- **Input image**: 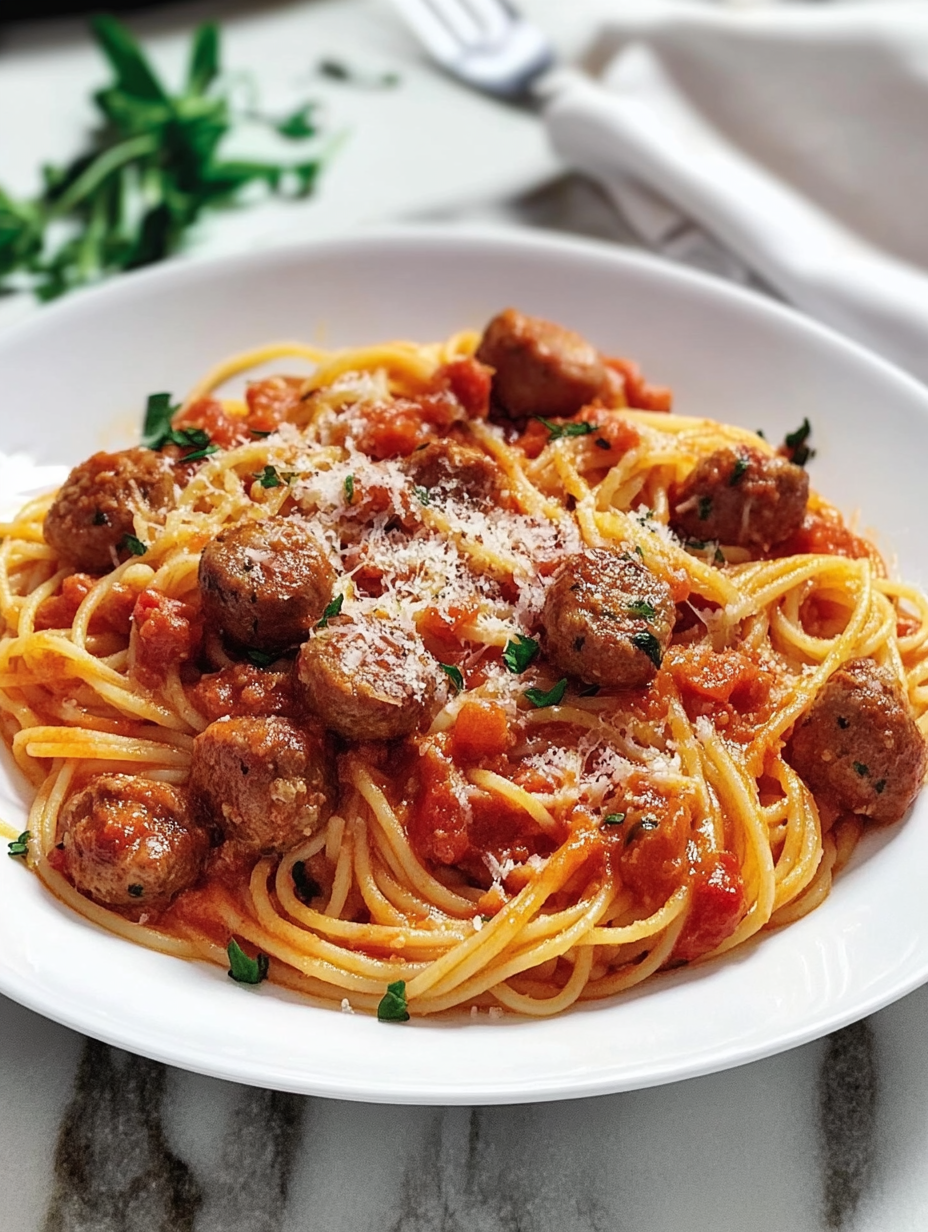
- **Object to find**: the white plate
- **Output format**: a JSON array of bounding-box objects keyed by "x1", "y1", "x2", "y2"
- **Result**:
[{"x1": 1, "y1": 229, "x2": 927, "y2": 1105}]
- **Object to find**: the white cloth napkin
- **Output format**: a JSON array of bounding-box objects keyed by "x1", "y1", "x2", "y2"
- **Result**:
[{"x1": 544, "y1": 2, "x2": 928, "y2": 383}]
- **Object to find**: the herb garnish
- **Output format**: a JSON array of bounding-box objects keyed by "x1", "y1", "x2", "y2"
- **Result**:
[
  {"x1": 853, "y1": 761, "x2": 870, "y2": 777},
  {"x1": 7, "y1": 831, "x2": 29, "y2": 858},
  {"x1": 316, "y1": 594, "x2": 344, "y2": 628},
  {"x1": 128, "y1": 884, "x2": 144, "y2": 897},
  {"x1": 631, "y1": 630, "x2": 663, "y2": 669},
  {"x1": 837, "y1": 716, "x2": 850, "y2": 729},
  {"x1": 502, "y1": 634, "x2": 539, "y2": 674},
  {"x1": 782, "y1": 419, "x2": 815, "y2": 467},
  {"x1": 344, "y1": 474, "x2": 355, "y2": 504},
  {"x1": 875, "y1": 778, "x2": 887, "y2": 794},
  {"x1": 142, "y1": 392, "x2": 179, "y2": 448},
  {"x1": 0, "y1": 17, "x2": 334, "y2": 302},
  {"x1": 627, "y1": 599, "x2": 656, "y2": 621},
  {"x1": 292, "y1": 860, "x2": 321, "y2": 904},
  {"x1": 603, "y1": 813, "x2": 626, "y2": 827},
  {"x1": 246, "y1": 649, "x2": 276, "y2": 668},
  {"x1": 377, "y1": 979, "x2": 410, "y2": 1022},
  {"x1": 536, "y1": 417, "x2": 594, "y2": 442},
  {"x1": 254, "y1": 465, "x2": 282, "y2": 489},
  {"x1": 697, "y1": 496, "x2": 713, "y2": 521},
  {"x1": 318, "y1": 58, "x2": 401, "y2": 89},
  {"x1": 121, "y1": 533, "x2": 147, "y2": 557},
  {"x1": 440, "y1": 663, "x2": 464, "y2": 693},
  {"x1": 595, "y1": 437, "x2": 611, "y2": 450},
  {"x1": 729, "y1": 454, "x2": 750, "y2": 486},
  {"x1": 525, "y1": 678, "x2": 568, "y2": 709},
  {"x1": 413, "y1": 485, "x2": 431, "y2": 506},
  {"x1": 226, "y1": 938, "x2": 269, "y2": 984}
]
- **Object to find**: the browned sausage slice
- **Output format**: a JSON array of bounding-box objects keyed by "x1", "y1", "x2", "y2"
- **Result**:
[
  {"x1": 402, "y1": 441, "x2": 509, "y2": 510},
  {"x1": 189, "y1": 715, "x2": 334, "y2": 854},
  {"x1": 58, "y1": 774, "x2": 207, "y2": 911},
  {"x1": 297, "y1": 621, "x2": 441, "y2": 740},
  {"x1": 671, "y1": 446, "x2": 808, "y2": 551},
  {"x1": 475, "y1": 309, "x2": 606, "y2": 422},
  {"x1": 542, "y1": 549, "x2": 676, "y2": 688},
  {"x1": 786, "y1": 658, "x2": 927, "y2": 825},
  {"x1": 44, "y1": 448, "x2": 175, "y2": 572},
  {"x1": 198, "y1": 517, "x2": 336, "y2": 653}
]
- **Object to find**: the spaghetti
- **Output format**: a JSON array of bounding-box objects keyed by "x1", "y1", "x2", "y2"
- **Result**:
[{"x1": 1, "y1": 309, "x2": 926, "y2": 1020}]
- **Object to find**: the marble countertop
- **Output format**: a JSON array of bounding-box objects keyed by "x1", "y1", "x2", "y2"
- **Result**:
[{"x1": 2, "y1": 2, "x2": 927, "y2": 1229}]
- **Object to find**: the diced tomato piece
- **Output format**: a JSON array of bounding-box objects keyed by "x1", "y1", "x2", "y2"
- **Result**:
[
  {"x1": 407, "y1": 743, "x2": 472, "y2": 866},
  {"x1": 416, "y1": 604, "x2": 478, "y2": 656},
  {"x1": 451, "y1": 701, "x2": 512, "y2": 762},
  {"x1": 673, "y1": 851, "x2": 745, "y2": 963},
  {"x1": 353, "y1": 394, "x2": 463, "y2": 460},
  {"x1": 605, "y1": 357, "x2": 673, "y2": 411},
  {"x1": 245, "y1": 376, "x2": 305, "y2": 433},
  {"x1": 34, "y1": 574, "x2": 94, "y2": 631},
  {"x1": 437, "y1": 358, "x2": 492, "y2": 419},
  {"x1": 173, "y1": 397, "x2": 252, "y2": 451},
  {"x1": 132, "y1": 589, "x2": 202, "y2": 686}
]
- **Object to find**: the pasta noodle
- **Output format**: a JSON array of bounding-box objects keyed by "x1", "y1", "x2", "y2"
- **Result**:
[{"x1": 1, "y1": 312, "x2": 926, "y2": 1021}]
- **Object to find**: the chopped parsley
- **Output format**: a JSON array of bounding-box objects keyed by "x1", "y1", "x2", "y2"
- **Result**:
[
  {"x1": 292, "y1": 860, "x2": 321, "y2": 904},
  {"x1": 120, "y1": 533, "x2": 147, "y2": 557},
  {"x1": 440, "y1": 663, "x2": 464, "y2": 693},
  {"x1": 875, "y1": 779, "x2": 887, "y2": 795},
  {"x1": 226, "y1": 938, "x2": 269, "y2": 985},
  {"x1": 502, "y1": 634, "x2": 539, "y2": 674},
  {"x1": 128, "y1": 883, "x2": 144, "y2": 897},
  {"x1": 603, "y1": 813, "x2": 626, "y2": 827},
  {"x1": 141, "y1": 392, "x2": 179, "y2": 448},
  {"x1": 344, "y1": 474, "x2": 355, "y2": 504},
  {"x1": 837, "y1": 716, "x2": 850, "y2": 729},
  {"x1": 595, "y1": 437, "x2": 612, "y2": 450},
  {"x1": 536, "y1": 417, "x2": 594, "y2": 442},
  {"x1": 7, "y1": 831, "x2": 29, "y2": 858},
  {"x1": 697, "y1": 495, "x2": 713, "y2": 521},
  {"x1": 93, "y1": 510, "x2": 109, "y2": 526},
  {"x1": 782, "y1": 418, "x2": 815, "y2": 467},
  {"x1": 377, "y1": 979, "x2": 410, "y2": 1022},
  {"x1": 246, "y1": 648, "x2": 276, "y2": 668},
  {"x1": 729, "y1": 454, "x2": 750, "y2": 486},
  {"x1": 626, "y1": 599, "x2": 656, "y2": 621},
  {"x1": 275, "y1": 102, "x2": 317, "y2": 140},
  {"x1": 525, "y1": 678, "x2": 568, "y2": 709},
  {"x1": 253, "y1": 464, "x2": 282, "y2": 489},
  {"x1": 413, "y1": 484, "x2": 431, "y2": 506},
  {"x1": 316, "y1": 593, "x2": 344, "y2": 628},
  {"x1": 631, "y1": 630, "x2": 663, "y2": 669},
  {"x1": 853, "y1": 761, "x2": 870, "y2": 778}
]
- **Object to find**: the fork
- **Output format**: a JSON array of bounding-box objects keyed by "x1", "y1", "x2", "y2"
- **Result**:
[{"x1": 388, "y1": 0, "x2": 556, "y2": 99}]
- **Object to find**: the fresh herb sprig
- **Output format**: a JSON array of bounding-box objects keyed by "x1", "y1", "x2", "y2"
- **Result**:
[{"x1": 0, "y1": 16, "x2": 333, "y2": 301}]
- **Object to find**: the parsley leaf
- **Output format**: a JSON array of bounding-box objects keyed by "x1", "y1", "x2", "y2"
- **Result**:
[
  {"x1": 316, "y1": 593, "x2": 344, "y2": 628},
  {"x1": 7, "y1": 831, "x2": 29, "y2": 858},
  {"x1": 226, "y1": 938, "x2": 269, "y2": 984},
  {"x1": 536, "y1": 417, "x2": 594, "y2": 442},
  {"x1": 626, "y1": 815, "x2": 660, "y2": 845},
  {"x1": 344, "y1": 474, "x2": 355, "y2": 504},
  {"x1": 440, "y1": 663, "x2": 464, "y2": 693},
  {"x1": 525, "y1": 678, "x2": 568, "y2": 709},
  {"x1": 275, "y1": 103, "x2": 317, "y2": 140},
  {"x1": 853, "y1": 761, "x2": 870, "y2": 777},
  {"x1": 377, "y1": 979, "x2": 410, "y2": 1022},
  {"x1": 142, "y1": 392, "x2": 179, "y2": 448},
  {"x1": 602, "y1": 813, "x2": 626, "y2": 827},
  {"x1": 246, "y1": 648, "x2": 276, "y2": 668},
  {"x1": 631, "y1": 630, "x2": 663, "y2": 669},
  {"x1": 502, "y1": 634, "x2": 539, "y2": 674},
  {"x1": 626, "y1": 599, "x2": 656, "y2": 621},
  {"x1": 413, "y1": 484, "x2": 431, "y2": 506},
  {"x1": 253, "y1": 465, "x2": 281, "y2": 488},
  {"x1": 292, "y1": 860, "x2": 321, "y2": 904},
  {"x1": 595, "y1": 437, "x2": 611, "y2": 451},
  {"x1": 782, "y1": 418, "x2": 815, "y2": 467},
  {"x1": 697, "y1": 496, "x2": 713, "y2": 521},
  {"x1": 729, "y1": 454, "x2": 750, "y2": 486},
  {"x1": 121, "y1": 533, "x2": 147, "y2": 556},
  {"x1": 128, "y1": 883, "x2": 144, "y2": 897}
]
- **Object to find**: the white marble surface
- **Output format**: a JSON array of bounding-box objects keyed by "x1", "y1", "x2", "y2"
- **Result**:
[{"x1": 2, "y1": 1, "x2": 927, "y2": 1229}]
